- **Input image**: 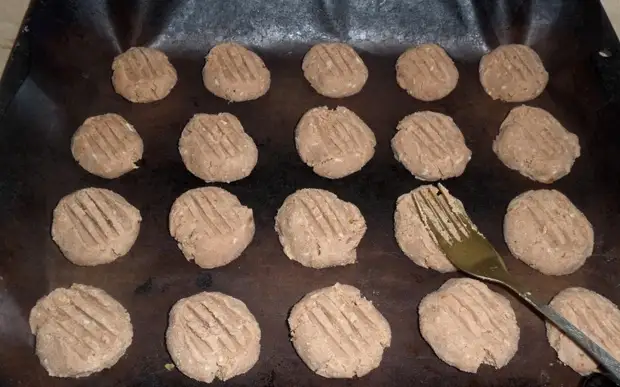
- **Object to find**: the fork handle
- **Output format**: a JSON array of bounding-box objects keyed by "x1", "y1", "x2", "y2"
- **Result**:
[{"x1": 516, "y1": 291, "x2": 620, "y2": 385}]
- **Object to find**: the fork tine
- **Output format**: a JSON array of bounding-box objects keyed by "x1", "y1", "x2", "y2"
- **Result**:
[
  {"x1": 434, "y1": 187, "x2": 470, "y2": 237},
  {"x1": 413, "y1": 191, "x2": 451, "y2": 247},
  {"x1": 415, "y1": 188, "x2": 461, "y2": 245},
  {"x1": 455, "y1": 210, "x2": 476, "y2": 232},
  {"x1": 436, "y1": 187, "x2": 478, "y2": 235},
  {"x1": 423, "y1": 187, "x2": 470, "y2": 241}
]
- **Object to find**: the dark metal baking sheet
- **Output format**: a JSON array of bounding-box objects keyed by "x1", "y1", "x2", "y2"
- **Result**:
[{"x1": 1, "y1": 0, "x2": 620, "y2": 386}]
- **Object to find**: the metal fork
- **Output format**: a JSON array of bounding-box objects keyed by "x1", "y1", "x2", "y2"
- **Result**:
[{"x1": 413, "y1": 185, "x2": 620, "y2": 385}]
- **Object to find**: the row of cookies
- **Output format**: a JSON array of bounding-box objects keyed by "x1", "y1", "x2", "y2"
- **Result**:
[
  {"x1": 51, "y1": 183, "x2": 592, "y2": 277},
  {"x1": 28, "y1": 282, "x2": 390, "y2": 381},
  {"x1": 111, "y1": 42, "x2": 548, "y2": 104},
  {"x1": 397, "y1": 185, "x2": 594, "y2": 276},
  {"x1": 72, "y1": 103, "x2": 579, "y2": 185},
  {"x1": 29, "y1": 276, "x2": 620, "y2": 380}
]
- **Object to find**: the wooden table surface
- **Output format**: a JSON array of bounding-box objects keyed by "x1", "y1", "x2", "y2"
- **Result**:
[{"x1": 0, "y1": 0, "x2": 619, "y2": 76}]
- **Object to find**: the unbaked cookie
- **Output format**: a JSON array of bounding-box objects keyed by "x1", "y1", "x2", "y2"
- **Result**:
[
  {"x1": 479, "y1": 44, "x2": 548, "y2": 102},
  {"x1": 179, "y1": 113, "x2": 258, "y2": 183},
  {"x1": 203, "y1": 43, "x2": 270, "y2": 102},
  {"x1": 51, "y1": 188, "x2": 141, "y2": 266},
  {"x1": 71, "y1": 113, "x2": 143, "y2": 179},
  {"x1": 166, "y1": 292, "x2": 261, "y2": 383},
  {"x1": 288, "y1": 283, "x2": 391, "y2": 378},
  {"x1": 493, "y1": 106, "x2": 580, "y2": 183},
  {"x1": 392, "y1": 111, "x2": 471, "y2": 181},
  {"x1": 394, "y1": 184, "x2": 473, "y2": 272},
  {"x1": 29, "y1": 284, "x2": 133, "y2": 378},
  {"x1": 295, "y1": 106, "x2": 376, "y2": 179},
  {"x1": 302, "y1": 43, "x2": 368, "y2": 98},
  {"x1": 275, "y1": 188, "x2": 366, "y2": 269},
  {"x1": 419, "y1": 278, "x2": 520, "y2": 373},
  {"x1": 169, "y1": 187, "x2": 254, "y2": 269},
  {"x1": 547, "y1": 287, "x2": 620, "y2": 375},
  {"x1": 396, "y1": 44, "x2": 459, "y2": 101},
  {"x1": 504, "y1": 189, "x2": 594, "y2": 276},
  {"x1": 112, "y1": 47, "x2": 177, "y2": 103}
]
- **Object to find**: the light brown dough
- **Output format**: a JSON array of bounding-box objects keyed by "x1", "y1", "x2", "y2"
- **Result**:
[
  {"x1": 274, "y1": 188, "x2": 366, "y2": 269},
  {"x1": 479, "y1": 44, "x2": 548, "y2": 102},
  {"x1": 169, "y1": 187, "x2": 254, "y2": 269},
  {"x1": 392, "y1": 111, "x2": 471, "y2": 181},
  {"x1": 202, "y1": 43, "x2": 270, "y2": 102},
  {"x1": 112, "y1": 47, "x2": 177, "y2": 103},
  {"x1": 295, "y1": 106, "x2": 376, "y2": 179},
  {"x1": 166, "y1": 292, "x2": 261, "y2": 383},
  {"x1": 302, "y1": 43, "x2": 368, "y2": 98},
  {"x1": 71, "y1": 113, "x2": 143, "y2": 179},
  {"x1": 51, "y1": 188, "x2": 141, "y2": 266},
  {"x1": 396, "y1": 44, "x2": 459, "y2": 101},
  {"x1": 493, "y1": 105, "x2": 580, "y2": 183},
  {"x1": 504, "y1": 189, "x2": 594, "y2": 276},
  {"x1": 288, "y1": 283, "x2": 391, "y2": 378},
  {"x1": 419, "y1": 278, "x2": 520, "y2": 373},
  {"x1": 394, "y1": 184, "x2": 473, "y2": 272},
  {"x1": 179, "y1": 113, "x2": 258, "y2": 183},
  {"x1": 29, "y1": 284, "x2": 133, "y2": 378},
  {"x1": 547, "y1": 287, "x2": 620, "y2": 375}
]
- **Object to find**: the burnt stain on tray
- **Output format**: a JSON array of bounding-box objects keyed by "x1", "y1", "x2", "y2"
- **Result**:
[{"x1": 1, "y1": 0, "x2": 620, "y2": 386}]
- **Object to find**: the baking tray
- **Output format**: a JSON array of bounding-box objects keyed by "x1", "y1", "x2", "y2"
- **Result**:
[{"x1": 1, "y1": 0, "x2": 620, "y2": 386}]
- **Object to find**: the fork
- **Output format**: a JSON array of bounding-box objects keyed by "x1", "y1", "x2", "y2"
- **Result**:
[{"x1": 413, "y1": 185, "x2": 620, "y2": 385}]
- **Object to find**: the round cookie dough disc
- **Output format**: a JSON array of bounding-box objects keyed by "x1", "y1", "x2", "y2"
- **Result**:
[
  {"x1": 51, "y1": 188, "x2": 141, "y2": 266},
  {"x1": 302, "y1": 43, "x2": 368, "y2": 98},
  {"x1": 391, "y1": 111, "x2": 471, "y2": 181},
  {"x1": 295, "y1": 106, "x2": 376, "y2": 179},
  {"x1": 419, "y1": 278, "x2": 520, "y2": 373},
  {"x1": 169, "y1": 186, "x2": 254, "y2": 269},
  {"x1": 396, "y1": 44, "x2": 459, "y2": 101},
  {"x1": 493, "y1": 106, "x2": 580, "y2": 183},
  {"x1": 288, "y1": 283, "x2": 391, "y2": 378},
  {"x1": 202, "y1": 43, "x2": 270, "y2": 102},
  {"x1": 275, "y1": 188, "x2": 366, "y2": 268},
  {"x1": 547, "y1": 287, "x2": 620, "y2": 375},
  {"x1": 394, "y1": 184, "x2": 470, "y2": 272},
  {"x1": 112, "y1": 47, "x2": 177, "y2": 103},
  {"x1": 479, "y1": 44, "x2": 548, "y2": 102},
  {"x1": 29, "y1": 284, "x2": 133, "y2": 378},
  {"x1": 166, "y1": 292, "x2": 261, "y2": 383},
  {"x1": 71, "y1": 113, "x2": 143, "y2": 179},
  {"x1": 179, "y1": 113, "x2": 258, "y2": 183},
  {"x1": 504, "y1": 189, "x2": 594, "y2": 276}
]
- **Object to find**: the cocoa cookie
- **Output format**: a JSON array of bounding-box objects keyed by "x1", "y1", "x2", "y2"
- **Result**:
[
  {"x1": 479, "y1": 44, "x2": 548, "y2": 102},
  {"x1": 392, "y1": 111, "x2": 471, "y2": 181},
  {"x1": 202, "y1": 43, "x2": 270, "y2": 102},
  {"x1": 51, "y1": 188, "x2": 141, "y2": 266},
  {"x1": 295, "y1": 106, "x2": 376, "y2": 179},
  {"x1": 302, "y1": 43, "x2": 368, "y2": 98},
  {"x1": 288, "y1": 283, "x2": 391, "y2": 378},
  {"x1": 29, "y1": 284, "x2": 133, "y2": 378},
  {"x1": 394, "y1": 184, "x2": 472, "y2": 273},
  {"x1": 275, "y1": 188, "x2": 366, "y2": 268},
  {"x1": 169, "y1": 187, "x2": 254, "y2": 269},
  {"x1": 493, "y1": 105, "x2": 580, "y2": 183},
  {"x1": 71, "y1": 113, "x2": 143, "y2": 179},
  {"x1": 112, "y1": 47, "x2": 177, "y2": 103},
  {"x1": 419, "y1": 278, "x2": 520, "y2": 373},
  {"x1": 166, "y1": 292, "x2": 261, "y2": 383},
  {"x1": 504, "y1": 189, "x2": 594, "y2": 275},
  {"x1": 179, "y1": 113, "x2": 258, "y2": 183},
  {"x1": 396, "y1": 44, "x2": 459, "y2": 101},
  {"x1": 547, "y1": 287, "x2": 620, "y2": 375}
]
